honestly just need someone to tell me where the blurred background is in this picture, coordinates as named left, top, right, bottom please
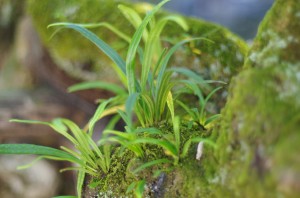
left=145, top=0, right=274, bottom=39
left=0, top=0, right=274, bottom=197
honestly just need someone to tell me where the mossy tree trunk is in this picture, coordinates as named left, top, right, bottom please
left=215, top=0, right=300, bottom=197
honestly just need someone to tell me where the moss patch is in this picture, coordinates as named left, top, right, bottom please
left=83, top=123, right=219, bottom=197
left=215, top=0, right=300, bottom=196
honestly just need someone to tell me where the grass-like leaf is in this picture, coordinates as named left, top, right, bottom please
left=166, top=91, right=175, bottom=123
left=74, top=22, right=131, bottom=43
left=48, top=23, right=126, bottom=74
left=0, top=144, right=82, bottom=165
left=68, top=81, right=126, bottom=95
left=135, top=180, right=146, bottom=198
left=10, top=119, right=79, bottom=147
left=140, top=15, right=188, bottom=89
left=204, top=114, right=221, bottom=126
left=125, top=0, right=170, bottom=94
left=133, top=158, right=171, bottom=174
left=199, top=86, right=223, bottom=125
left=132, top=138, right=178, bottom=157
left=77, top=169, right=85, bottom=197
left=173, top=116, right=181, bottom=151
left=88, top=99, right=112, bottom=135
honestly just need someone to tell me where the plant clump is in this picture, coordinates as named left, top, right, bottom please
left=0, top=1, right=224, bottom=197
left=27, top=0, right=248, bottom=112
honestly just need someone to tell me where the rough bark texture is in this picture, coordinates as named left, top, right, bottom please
left=215, top=0, right=300, bottom=197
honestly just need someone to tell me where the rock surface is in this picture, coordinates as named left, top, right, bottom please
left=216, top=0, right=300, bottom=196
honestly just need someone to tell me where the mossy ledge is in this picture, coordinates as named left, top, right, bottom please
left=215, top=0, right=300, bottom=197
left=83, top=123, right=218, bottom=197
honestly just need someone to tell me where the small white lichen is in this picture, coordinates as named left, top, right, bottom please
left=196, top=142, right=204, bottom=161
left=248, top=30, right=294, bottom=67
left=274, top=64, right=300, bottom=107
left=236, top=52, right=243, bottom=62
left=223, top=66, right=231, bottom=75
left=220, top=44, right=228, bottom=52
left=64, top=5, right=79, bottom=17
left=249, top=52, right=258, bottom=62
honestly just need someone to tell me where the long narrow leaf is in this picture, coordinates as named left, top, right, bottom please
left=170, top=67, right=206, bottom=84
left=88, top=99, right=111, bottom=135
left=135, top=180, right=146, bottom=198
left=176, top=100, right=197, bottom=121
left=125, top=93, right=139, bottom=131
left=166, top=91, right=175, bottom=123
left=68, top=81, right=126, bottom=95
left=200, top=86, right=223, bottom=121
left=0, top=144, right=81, bottom=164
left=125, top=0, right=170, bottom=94
left=77, top=170, right=85, bottom=197
left=133, top=158, right=171, bottom=174
left=10, top=119, right=79, bottom=148
left=75, top=22, right=131, bottom=43
left=138, top=93, right=155, bottom=125
left=118, top=5, right=147, bottom=42
left=156, top=38, right=210, bottom=85
left=141, top=15, right=188, bottom=88
left=48, top=23, right=126, bottom=74
left=173, top=116, right=180, bottom=150
left=132, top=138, right=178, bottom=157
left=204, top=114, right=221, bottom=126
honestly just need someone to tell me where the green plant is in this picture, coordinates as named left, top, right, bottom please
left=177, top=85, right=224, bottom=128
left=54, top=1, right=213, bottom=128
left=0, top=0, right=224, bottom=197
left=0, top=117, right=110, bottom=196
left=118, top=116, right=216, bottom=166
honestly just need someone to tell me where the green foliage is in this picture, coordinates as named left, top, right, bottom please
left=1, top=1, right=225, bottom=197
left=0, top=144, right=81, bottom=165
left=49, top=0, right=215, bottom=128
left=177, top=86, right=224, bottom=128
left=126, top=180, right=146, bottom=198
left=3, top=116, right=112, bottom=197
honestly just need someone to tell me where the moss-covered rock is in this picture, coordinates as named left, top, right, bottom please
left=83, top=123, right=218, bottom=197
left=26, top=0, right=247, bottom=85
left=216, top=0, right=300, bottom=196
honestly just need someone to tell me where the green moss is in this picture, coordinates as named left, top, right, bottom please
left=216, top=66, right=299, bottom=196
left=83, top=123, right=220, bottom=197
left=215, top=0, right=300, bottom=196
left=246, top=0, right=300, bottom=69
